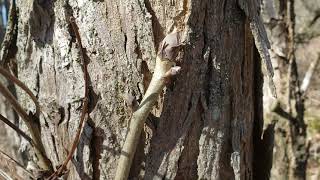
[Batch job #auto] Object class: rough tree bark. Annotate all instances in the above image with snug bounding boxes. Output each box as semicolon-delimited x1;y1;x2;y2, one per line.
1;0;269;179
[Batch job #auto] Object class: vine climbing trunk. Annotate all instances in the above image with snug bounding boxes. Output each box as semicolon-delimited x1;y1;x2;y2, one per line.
0;0;270;179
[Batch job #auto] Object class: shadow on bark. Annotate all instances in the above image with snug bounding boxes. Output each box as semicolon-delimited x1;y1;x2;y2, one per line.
73;123;93;180
29;0;55;46
253;47;275;180
253;122;275;180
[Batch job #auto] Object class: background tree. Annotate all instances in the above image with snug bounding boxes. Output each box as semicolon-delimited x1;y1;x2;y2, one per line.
262;0;320;179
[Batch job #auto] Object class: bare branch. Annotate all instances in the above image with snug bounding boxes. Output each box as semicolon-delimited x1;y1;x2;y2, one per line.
0;169;13;180
0;0;52;172
0;114;33;144
0;149;35;179
0;66;40;117
270;101;302;127
270;101;294;122
0;81;52;171
0;81;34;124
115;31;183;180
300;55;320;94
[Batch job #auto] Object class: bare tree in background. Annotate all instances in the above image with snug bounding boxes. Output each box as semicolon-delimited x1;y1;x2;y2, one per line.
262;0;320;179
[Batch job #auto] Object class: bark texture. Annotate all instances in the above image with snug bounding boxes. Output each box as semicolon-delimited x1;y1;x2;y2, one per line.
262;0;309;179
4;0;263;179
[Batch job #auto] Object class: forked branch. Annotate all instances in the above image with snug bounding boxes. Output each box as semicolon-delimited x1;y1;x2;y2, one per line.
115;31;183;180
0;82;52;171
0;67;40;117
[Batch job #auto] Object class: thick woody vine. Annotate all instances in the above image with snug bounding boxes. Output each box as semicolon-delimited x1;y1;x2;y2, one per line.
115;31;184;180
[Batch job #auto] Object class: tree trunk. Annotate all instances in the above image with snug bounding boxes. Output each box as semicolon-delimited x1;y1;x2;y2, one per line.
262;0;309;179
3;0;266;179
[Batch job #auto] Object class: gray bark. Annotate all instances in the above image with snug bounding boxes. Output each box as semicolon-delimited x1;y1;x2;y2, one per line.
1;0;265;179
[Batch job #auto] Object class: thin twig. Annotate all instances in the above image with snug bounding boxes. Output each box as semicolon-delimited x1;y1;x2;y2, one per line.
0;82;52;171
115;31;183;180
0;149;35;179
0;81;35;126
300;55;320;94
0;66;40;117
0;169;13;180
270;101;296;124
0;0;52;173
48;16;89;179
0;114;33;144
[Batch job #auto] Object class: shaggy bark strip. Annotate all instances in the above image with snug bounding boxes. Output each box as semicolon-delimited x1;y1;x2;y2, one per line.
115;31;183;180
48;16;89;179
238;0;277;97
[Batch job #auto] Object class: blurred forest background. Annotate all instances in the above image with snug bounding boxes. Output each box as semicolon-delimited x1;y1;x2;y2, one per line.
0;0;8;42
0;0;319;179
261;0;320;179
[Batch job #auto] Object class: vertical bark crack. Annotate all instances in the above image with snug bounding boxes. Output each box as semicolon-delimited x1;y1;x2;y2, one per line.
144;0;164;51
51;134;60;163
175;97;204;180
